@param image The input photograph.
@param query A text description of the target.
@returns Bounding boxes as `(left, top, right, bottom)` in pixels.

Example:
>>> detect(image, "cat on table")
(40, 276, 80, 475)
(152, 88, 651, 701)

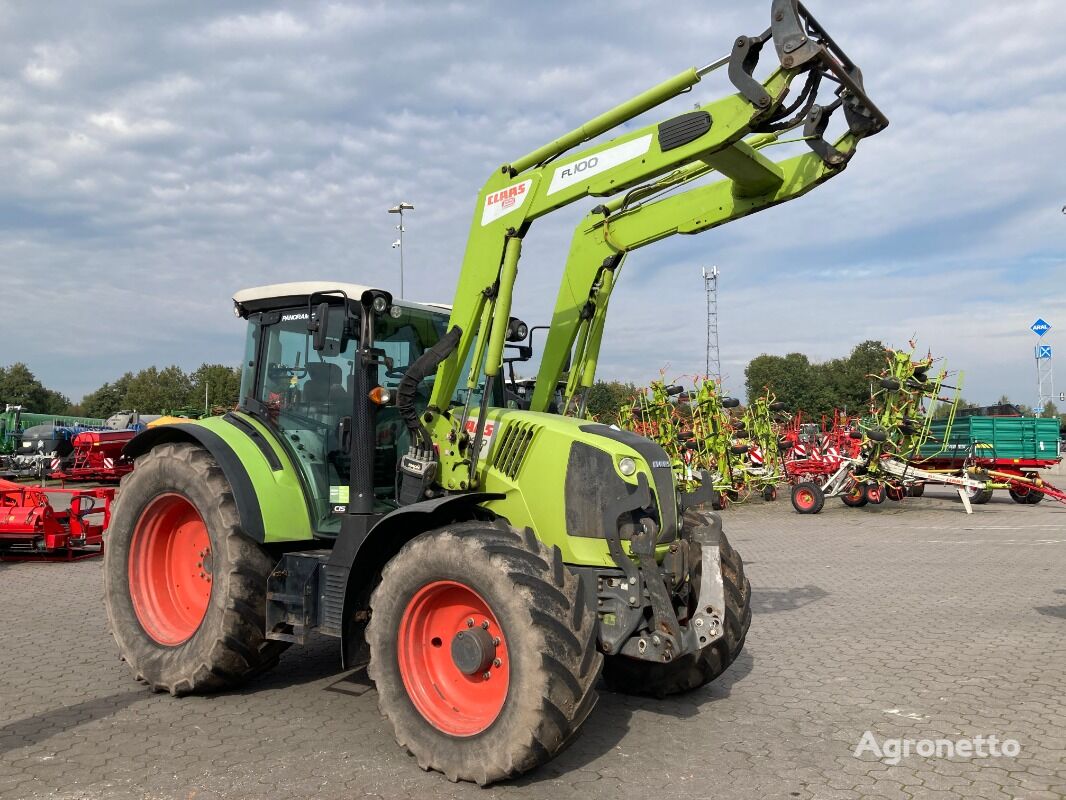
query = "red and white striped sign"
(50, 458, 60, 471)
(750, 447, 764, 465)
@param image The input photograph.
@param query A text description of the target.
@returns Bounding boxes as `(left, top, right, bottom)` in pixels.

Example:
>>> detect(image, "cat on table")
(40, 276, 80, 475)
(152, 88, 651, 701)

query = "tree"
(584, 380, 639, 424)
(0, 362, 71, 414)
(123, 366, 194, 414)
(745, 352, 836, 416)
(81, 372, 134, 418)
(188, 364, 242, 412)
(1041, 400, 1059, 418)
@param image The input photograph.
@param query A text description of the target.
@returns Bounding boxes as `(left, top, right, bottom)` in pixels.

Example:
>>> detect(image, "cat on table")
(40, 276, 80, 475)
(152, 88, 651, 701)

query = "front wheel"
(865, 483, 886, 505)
(602, 519, 750, 698)
(841, 484, 868, 508)
(367, 521, 601, 785)
(966, 485, 993, 505)
(791, 482, 825, 514)
(103, 442, 287, 696)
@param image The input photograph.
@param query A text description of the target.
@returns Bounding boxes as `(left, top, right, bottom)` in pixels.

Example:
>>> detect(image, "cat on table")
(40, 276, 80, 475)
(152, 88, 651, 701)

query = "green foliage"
(79, 364, 241, 417)
(189, 364, 242, 412)
(744, 340, 889, 418)
(0, 363, 71, 414)
(80, 373, 134, 418)
(584, 380, 639, 424)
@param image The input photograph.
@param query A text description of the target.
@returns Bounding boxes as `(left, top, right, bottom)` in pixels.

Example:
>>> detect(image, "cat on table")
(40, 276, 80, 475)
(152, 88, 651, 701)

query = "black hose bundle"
(396, 325, 462, 449)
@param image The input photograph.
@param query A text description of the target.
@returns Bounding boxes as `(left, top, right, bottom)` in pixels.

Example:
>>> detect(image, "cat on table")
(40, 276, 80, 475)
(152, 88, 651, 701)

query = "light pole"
(388, 202, 414, 298)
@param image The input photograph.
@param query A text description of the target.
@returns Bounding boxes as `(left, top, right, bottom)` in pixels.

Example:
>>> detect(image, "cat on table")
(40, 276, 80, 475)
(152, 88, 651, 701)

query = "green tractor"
(103, 1, 885, 784)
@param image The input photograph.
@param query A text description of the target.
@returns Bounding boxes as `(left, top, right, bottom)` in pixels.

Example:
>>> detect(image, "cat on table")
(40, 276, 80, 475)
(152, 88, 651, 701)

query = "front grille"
(492, 422, 537, 480)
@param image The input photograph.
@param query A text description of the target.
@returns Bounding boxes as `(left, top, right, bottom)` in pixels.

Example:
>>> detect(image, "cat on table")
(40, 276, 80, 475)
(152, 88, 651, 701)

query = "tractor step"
(265, 550, 342, 644)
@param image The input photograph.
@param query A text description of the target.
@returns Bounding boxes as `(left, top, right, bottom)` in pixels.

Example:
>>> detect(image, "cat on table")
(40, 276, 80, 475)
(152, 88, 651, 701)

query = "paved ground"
(2, 477, 1065, 800)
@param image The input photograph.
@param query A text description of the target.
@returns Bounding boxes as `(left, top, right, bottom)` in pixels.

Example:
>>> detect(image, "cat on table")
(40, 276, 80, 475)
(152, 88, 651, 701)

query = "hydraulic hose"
(397, 326, 463, 449)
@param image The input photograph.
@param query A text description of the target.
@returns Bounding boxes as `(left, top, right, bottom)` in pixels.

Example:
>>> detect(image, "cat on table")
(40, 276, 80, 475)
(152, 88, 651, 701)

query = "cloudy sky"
(1, 0, 1063, 407)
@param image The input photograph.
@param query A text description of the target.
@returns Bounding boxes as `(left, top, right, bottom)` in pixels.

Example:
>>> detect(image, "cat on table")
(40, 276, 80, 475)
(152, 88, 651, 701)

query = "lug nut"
(492, 637, 500, 646)
(466, 618, 474, 628)
(482, 671, 491, 680)
(481, 620, 489, 629)
(493, 658, 502, 668)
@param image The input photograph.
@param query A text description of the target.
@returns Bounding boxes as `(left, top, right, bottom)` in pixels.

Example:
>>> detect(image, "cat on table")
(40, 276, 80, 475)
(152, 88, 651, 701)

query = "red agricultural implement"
(0, 478, 113, 561)
(51, 429, 135, 483)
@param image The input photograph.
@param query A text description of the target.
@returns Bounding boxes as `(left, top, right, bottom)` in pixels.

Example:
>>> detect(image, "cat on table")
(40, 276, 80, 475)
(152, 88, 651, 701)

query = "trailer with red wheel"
(917, 416, 1063, 506)
(0, 478, 114, 561)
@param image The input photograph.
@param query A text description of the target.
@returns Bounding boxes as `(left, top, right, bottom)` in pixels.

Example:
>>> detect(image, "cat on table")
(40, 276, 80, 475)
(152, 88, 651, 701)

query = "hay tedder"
(0, 478, 113, 561)
(789, 345, 993, 513)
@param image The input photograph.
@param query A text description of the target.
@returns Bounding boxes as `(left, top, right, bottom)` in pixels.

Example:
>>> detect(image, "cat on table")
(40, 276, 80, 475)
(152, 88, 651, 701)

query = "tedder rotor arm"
(413, 0, 886, 491)
(533, 123, 870, 415)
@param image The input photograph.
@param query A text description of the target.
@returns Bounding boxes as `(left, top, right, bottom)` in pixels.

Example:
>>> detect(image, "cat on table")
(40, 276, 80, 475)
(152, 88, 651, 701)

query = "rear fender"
(123, 417, 314, 544)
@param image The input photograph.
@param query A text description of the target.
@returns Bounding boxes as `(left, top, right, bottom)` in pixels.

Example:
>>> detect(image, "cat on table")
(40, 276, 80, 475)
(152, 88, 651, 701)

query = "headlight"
(618, 456, 637, 476)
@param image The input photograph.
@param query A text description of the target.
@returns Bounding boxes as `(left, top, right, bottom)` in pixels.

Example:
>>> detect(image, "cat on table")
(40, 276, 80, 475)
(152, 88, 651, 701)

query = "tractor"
(103, 1, 886, 784)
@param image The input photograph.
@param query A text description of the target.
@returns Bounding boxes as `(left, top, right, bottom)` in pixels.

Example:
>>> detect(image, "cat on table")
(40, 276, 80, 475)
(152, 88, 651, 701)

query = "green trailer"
(0, 406, 105, 455)
(918, 416, 1063, 505)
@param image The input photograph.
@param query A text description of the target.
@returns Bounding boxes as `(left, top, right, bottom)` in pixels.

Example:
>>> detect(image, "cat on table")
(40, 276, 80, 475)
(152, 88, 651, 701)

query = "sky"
(1, 0, 1063, 408)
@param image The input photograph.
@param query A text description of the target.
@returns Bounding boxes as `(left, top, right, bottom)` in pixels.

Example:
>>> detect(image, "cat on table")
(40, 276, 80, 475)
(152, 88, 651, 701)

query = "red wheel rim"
(128, 493, 213, 646)
(846, 486, 863, 502)
(397, 581, 509, 736)
(797, 489, 815, 510)
(867, 486, 882, 503)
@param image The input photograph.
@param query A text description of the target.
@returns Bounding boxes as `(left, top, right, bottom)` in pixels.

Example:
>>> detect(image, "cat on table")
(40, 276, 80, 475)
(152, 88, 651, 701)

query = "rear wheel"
(367, 521, 601, 785)
(841, 484, 868, 508)
(791, 482, 824, 514)
(1008, 486, 1031, 504)
(865, 484, 886, 505)
(908, 483, 926, 498)
(886, 484, 906, 502)
(602, 513, 750, 698)
(103, 442, 287, 696)
(761, 485, 778, 502)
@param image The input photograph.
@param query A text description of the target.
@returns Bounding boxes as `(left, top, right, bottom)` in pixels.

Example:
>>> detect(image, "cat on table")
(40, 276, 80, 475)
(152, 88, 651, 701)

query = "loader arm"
(532, 127, 867, 415)
(416, 0, 887, 491)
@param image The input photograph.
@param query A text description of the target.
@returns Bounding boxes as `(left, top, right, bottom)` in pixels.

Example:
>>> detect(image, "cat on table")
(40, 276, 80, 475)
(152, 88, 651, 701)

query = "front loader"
(104, 1, 886, 785)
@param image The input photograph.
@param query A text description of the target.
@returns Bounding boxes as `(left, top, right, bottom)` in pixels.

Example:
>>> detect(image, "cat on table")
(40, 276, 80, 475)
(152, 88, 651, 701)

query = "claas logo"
(486, 183, 526, 210)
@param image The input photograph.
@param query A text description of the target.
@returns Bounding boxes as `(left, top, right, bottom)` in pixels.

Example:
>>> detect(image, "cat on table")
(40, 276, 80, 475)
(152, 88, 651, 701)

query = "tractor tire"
(886, 484, 906, 502)
(965, 485, 993, 505)
(602, 513, 750, 698)
(841, 484, 868, 507)
(103, 442, 287, 696)
(791, 482, 824, 514)
(1026, 491, 1044, 505)
(367, 520, 601, 785)
(908, 483, 926, 498)
(761, 485, 778, 502)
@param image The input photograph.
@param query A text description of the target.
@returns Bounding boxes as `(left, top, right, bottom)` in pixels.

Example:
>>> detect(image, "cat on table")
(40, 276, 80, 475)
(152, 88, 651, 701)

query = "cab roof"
(232, 281, 451, 317)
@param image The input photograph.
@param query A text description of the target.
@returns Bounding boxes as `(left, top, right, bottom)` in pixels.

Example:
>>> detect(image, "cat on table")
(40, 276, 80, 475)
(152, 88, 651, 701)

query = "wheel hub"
(451, 627, 496, 675)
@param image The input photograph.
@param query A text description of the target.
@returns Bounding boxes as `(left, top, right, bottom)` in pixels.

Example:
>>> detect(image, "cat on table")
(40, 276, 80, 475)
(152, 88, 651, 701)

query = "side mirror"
(505, 345, 533, 362)
(308, 302, 330, 352)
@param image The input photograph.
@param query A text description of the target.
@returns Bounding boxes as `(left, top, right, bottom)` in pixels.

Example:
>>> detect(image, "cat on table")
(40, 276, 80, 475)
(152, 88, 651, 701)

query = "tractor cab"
(232, 282, 487, 532)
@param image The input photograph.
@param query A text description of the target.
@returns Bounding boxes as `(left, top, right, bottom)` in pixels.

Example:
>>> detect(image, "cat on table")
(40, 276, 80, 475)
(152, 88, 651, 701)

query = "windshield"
(242, 301, 499, 534)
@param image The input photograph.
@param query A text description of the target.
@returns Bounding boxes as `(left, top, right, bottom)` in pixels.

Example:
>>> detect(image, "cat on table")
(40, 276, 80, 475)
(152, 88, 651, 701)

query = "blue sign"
(1036, 345, 1052, 360)
(1030, 318, 1051, 337)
